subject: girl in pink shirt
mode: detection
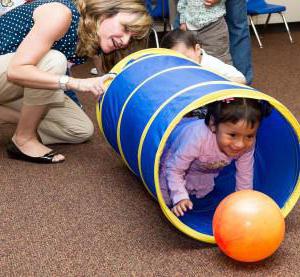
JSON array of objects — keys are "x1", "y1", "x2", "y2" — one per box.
[{"x1": 159, "y1": 98, "x2": 271, "y2": 217}]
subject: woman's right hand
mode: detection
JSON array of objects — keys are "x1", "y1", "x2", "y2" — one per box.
[
  {"x1": 69, "y1": 73, "x2": 115, "y2": 100},
  {"x1": 171, "y1": 199, "x2": 193, "y2": 217}
]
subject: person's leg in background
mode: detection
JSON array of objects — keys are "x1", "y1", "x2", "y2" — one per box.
[
  {"x1": 225, "y1": 0, "x2": 253, "y2": 85},
  {"x1": 168, "y1": 0, "x2": 179, "y2": 29}
]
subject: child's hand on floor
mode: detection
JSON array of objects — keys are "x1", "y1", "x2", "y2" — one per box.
[{"x1": 172, "y1": 199, "x2": 193, "y2": 217}]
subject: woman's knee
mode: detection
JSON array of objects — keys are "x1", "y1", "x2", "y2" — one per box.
[
  {"x1": 37, "y1": 50, "x2": 68, "y2": 75},
  {"x1": 75, "y1": 118, "x2": 94, "y2": 143},
  {"x1": 65, "y1": 116, "x2": 95, "y2": 144}
]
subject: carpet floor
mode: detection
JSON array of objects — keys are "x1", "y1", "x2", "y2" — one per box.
[{"x1": 1, "y1": 24, "x2": 300, "y2": 276}]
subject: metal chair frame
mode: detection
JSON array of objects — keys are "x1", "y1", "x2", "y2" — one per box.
[{"x1": 248, "y1": 12, "x2": 293, "y2": 48}]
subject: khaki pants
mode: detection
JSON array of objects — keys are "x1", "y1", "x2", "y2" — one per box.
[{"x1": 0, "y1": 50, "x2": 94, "y2": 144}]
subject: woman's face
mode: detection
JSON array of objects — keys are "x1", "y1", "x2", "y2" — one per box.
[{"x1": 97, "y1": 12, "x2": 137, "y2": 53}]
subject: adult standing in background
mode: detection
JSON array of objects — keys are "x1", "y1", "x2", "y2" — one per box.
[
  {"x1": 225, "y1": 0, "x2": 253, "y2": 84},
  {"x1": 0, "y1": 0, "x2": 152, "y2": 163},
  {"x1": 168, "y1": 0, "x2": 179, "y2": 29},
  {"x1": 177, "y1": 0, "x2": 232, "y2": 64}
]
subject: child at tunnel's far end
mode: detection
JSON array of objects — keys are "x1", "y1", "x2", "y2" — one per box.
[{"x1": 159, "y1": 98, "x2": 271, "y2": 217}]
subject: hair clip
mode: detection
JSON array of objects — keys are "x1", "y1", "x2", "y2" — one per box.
[{"x1": 222, "y1": 97, "x2": 235, "y2": 104}]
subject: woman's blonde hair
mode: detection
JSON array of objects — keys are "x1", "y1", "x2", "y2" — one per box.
[{"x1": 76, "y1": 0, "x2": 152, "y2": 57}]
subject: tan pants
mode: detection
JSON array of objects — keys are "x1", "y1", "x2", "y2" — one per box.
[{"x1": 0, "y1": 50, "x2": 94, "y2": 144}]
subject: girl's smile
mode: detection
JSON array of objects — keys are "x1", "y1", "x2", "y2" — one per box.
[{"x1": 213, "y1": 120, "x2": 259, "y2": 158}]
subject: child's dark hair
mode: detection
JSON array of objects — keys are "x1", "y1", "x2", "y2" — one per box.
[
  {"x1": 160, "y1": 29, "x2": 198, "y2": 49},
  {"x1": 204, "y1": 98, "x2": 272, "y2": 128}
]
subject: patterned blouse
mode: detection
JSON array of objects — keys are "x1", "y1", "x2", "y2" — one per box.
[
  {"x1": 0, "y1": 0, "x2": 86, "y2": 64},
  {"x1": 177, "y1": 0, "x2": 226, "y2": 29}
]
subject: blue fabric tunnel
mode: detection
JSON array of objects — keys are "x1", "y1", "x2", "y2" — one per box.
[{"x1": 97, "y1": 49, "x2": 300, "y2": 243}]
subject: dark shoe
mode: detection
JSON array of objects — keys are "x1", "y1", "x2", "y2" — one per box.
[{"x1": 6, "y1": 140, "x2": 64, "y2": 164}]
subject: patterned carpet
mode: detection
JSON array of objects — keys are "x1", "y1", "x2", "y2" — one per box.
[{"x1": 1, "y1": 23, "x2": 300, "y2": 276}]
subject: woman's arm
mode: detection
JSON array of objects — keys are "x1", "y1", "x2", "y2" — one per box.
[{"x1": 7, "y1": 2, "x2": 72, "y2": 89}]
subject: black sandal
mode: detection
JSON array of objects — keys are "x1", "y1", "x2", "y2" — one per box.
[{"x1": 6, "y1": 140, "x2": 65, "y2": 164}]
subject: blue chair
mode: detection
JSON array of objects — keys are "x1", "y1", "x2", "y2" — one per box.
[
  {"x1": 247, "y1": 0, "x2": 293, "y2": 48},
  {"x1": 145, "y1": 0, "x2": 169, "y2": 33}
]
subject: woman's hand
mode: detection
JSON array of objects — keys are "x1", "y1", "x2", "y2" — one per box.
[
  {"x1": 171, "y1": 199, "x2": 193, "y2": 217},
  {"x1": 69, "y1": 73, "x2": 115, "y2": 100}
]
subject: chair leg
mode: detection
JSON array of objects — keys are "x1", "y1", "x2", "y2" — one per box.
[
  {"x1": 263, "y1": 14, "x2": 271, "y2": 31},
  {"x1": 249, "y1": 16, "x2": 263, "y2": 48},
  {"x1": 279, "y1": 12, "x2": 294, "y2": 44}
]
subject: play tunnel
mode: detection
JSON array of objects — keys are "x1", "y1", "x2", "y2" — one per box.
[{"x1": 96, "y1": 49, "x2": 300, "y2": 243}]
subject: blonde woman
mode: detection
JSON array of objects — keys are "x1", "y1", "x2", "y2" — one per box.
[{"x1": 0, "y1": 0, "x2": 151, "y2": 163}]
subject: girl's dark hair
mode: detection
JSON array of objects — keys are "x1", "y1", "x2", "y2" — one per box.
[
  {"x1": 204, "y1": 98, "x2": 272, "y2": 128},
  {"x1": 160, "y1": 29, "x2": 198, "y2": 49}
]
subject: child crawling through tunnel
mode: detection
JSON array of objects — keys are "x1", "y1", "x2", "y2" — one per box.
[{"x1": 159, "y1": 98, "x2": 271, "y2": 217}]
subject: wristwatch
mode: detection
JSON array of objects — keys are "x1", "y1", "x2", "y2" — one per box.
[{"x1": 59, "y1": 75, "x2": 70, "y2": 91}]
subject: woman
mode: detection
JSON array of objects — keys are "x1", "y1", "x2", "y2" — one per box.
[{"x1": 0, "y1": 0, "x2": 152, "y2": 163}]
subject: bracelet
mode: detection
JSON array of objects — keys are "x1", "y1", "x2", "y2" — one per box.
[{"x1": 59, "y1": 75, "x2": 69, "y2": 91}]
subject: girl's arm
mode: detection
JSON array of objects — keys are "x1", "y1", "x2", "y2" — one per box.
[
  {"x1": 166, "y1": 128, "x2": 201, "y2": 205},
  {"x1": 201, "y1": 51, "x2": 246, "y2": 84},
  {"x1": 235, "y1": 147, "x2": 255, "y2": 191},
  {"x1": 7, "y1": 2, "x2": 72, "y2": 89}
]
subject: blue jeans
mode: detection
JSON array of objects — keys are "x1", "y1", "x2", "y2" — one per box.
[{"x1": 225, "y1": 0, "x2": 253, "y2": 85}]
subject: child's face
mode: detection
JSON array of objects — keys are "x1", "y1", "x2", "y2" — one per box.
[
  {"x1": 171, "y1": 42, "x2": 201, "y2": 63},
  {"x1": 213, "y1": 120, "x2": 259, "y2": 158}
]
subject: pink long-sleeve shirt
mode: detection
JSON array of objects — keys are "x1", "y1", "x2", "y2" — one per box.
[{"x1": 159, "y1": 118, "x2": 254, "y2": 206}]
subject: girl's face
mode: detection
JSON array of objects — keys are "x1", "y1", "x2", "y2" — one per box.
[
  {"x1": 212, "y1": 120, "x2": 259, "y2": 158},
  {"x1": 97, "y1": 12, "x2": 137, "y2": 53},
  {"x1": 171, "y1": 42, "x2": 201, "y2": 63}
]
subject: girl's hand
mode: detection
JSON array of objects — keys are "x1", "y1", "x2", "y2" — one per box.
[
  {"x1": 179, "y1": 23, "x2": 187, "y2": 31},
  {"x1": 204, "y1": 0, "x2": 220, "y2": 7},
  {"x1": 171, "y1": 199, "x2": 193, "y2": 217},
  {"x1": 69, "y1": 73, "x2": 115, "y2": 100}
]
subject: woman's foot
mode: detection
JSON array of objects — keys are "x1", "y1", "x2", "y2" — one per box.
[{"x1": 9, "y1": 136, "x2": 65, "y2": 163}]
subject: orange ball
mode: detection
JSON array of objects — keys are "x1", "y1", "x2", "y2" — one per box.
[{"x1": 213, "y1": 190, "x2": 285, "y2": 262}]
